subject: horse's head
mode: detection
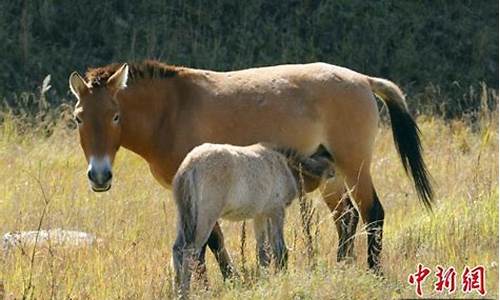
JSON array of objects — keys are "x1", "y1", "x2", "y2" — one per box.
[{"x1": 68, "y1": 64, "x2": 129, "y2": 192}]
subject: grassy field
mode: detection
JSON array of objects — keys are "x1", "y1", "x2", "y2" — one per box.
[{"x1": 0, "y1": 113, "x2": 498, "y2": 299}]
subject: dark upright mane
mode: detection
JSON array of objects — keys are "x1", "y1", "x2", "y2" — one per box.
[
  {"x1": 85, "y1": 60, "x2": 181, "y2": 88},
  {"x1": 274, "y1": 146, "x2": 301, "y2": 163}
]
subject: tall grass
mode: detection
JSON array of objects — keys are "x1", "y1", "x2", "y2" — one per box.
[
  {"x1": 0, "y1": 110, "x2": 498, "y2": 299},
  {"x1": 0, "y1": 1, "x2": 497, "y2": 117}
]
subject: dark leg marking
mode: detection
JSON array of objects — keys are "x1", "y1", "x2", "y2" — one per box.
[
  {"x1": 336, "y1": 196, "x2": 360, "y2": 262},
  {"x1": 365, "y1": 191, "x2": 384, "y2": 274},
  {"x1": 206, "y1": 222, "x2": 237, "y2": 280}
]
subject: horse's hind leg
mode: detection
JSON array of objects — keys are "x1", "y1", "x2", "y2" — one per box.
[
  {"x1": 172, "y1": 234, "x2": 198, "y2": 299},
  {"x1": 173, "y1": 220, "x2": 221, "y2": 297},
  {"x1": 194, "y1": 242, "x2": 209, "y2": 288},
  {"x1": 197, "y1": 224, "x2": 236, "y2": 285},
  {"x1": 365, "y1": 190, "x2": 384, "y2": 272},
  {"x1": 321, "y1": 178, "x2": 359, "y2": 262},
  {"x1": 173, "y1": 224, "x2": 207, "y2": 298},
  {"x1": 172, "y1": 234, "x2": 184, "y2": 291},
  {"x1": 335, "y1": 196, "x2": 359, "y2": 261},
  {"x1": 203, "y1": 222, "x2": 237, "y2": 280},
  {"x1": 268, "y1": 208, "x2": 288, "y2": 270},
  {"x1": 181, "y1": 247, "x2": 200, "y2": 299},
  {"x1": 344, "y1": 168, "x2": 384, "y2": 274}
]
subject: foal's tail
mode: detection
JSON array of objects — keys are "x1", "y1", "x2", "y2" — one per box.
[
  {"x1": 368, "y1": 77, "x2": 434, "y2": 210},
  {"x1": 173, "y1": 169, "x2": 199, "y2": 245}
]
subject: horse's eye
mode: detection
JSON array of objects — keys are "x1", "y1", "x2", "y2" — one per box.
[
  {"x1": 75, "y1": 116, "x2": 83, "y2": 125},
  {"x1": 112, "y1": 113, "x2": 120, "y2": 124}
]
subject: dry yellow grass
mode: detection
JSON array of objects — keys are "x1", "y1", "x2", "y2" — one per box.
[{"x1": 0, "y1": 114, "x2": 498, "y2": 299}]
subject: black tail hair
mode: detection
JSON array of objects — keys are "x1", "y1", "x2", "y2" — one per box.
[
  {"x1": 386, "y1": 101, "x2": 434, "y2": 209},
  {"x1": 369, "y1": 77, "x2": 434, "y2": 210}
]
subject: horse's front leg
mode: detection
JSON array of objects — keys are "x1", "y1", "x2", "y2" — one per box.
[
  {"x1": 204, "y1": 222, "x2": 237, "y2": 280},
  {"x1": 253, "y1": 217, "x2": 271, "y2": 267}
]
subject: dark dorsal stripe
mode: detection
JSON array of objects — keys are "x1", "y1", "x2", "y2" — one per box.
[{"x1": 85, "y1": 60, "x2": 180, "y2": 88}]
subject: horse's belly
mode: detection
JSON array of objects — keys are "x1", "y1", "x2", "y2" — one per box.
[
  {"x1": 194, "y1": 81, "x2": 328, "y2": 156},
  {"x1": 199, "y1": 113, "x2": 326, "y2": 157},
  {"x1": 149, "y1": 164, "x2": 171, "y2": 189}
]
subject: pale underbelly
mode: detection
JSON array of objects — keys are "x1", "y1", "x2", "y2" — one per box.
[{"x1": 219, "y1": 187, "x2": 282, "y2": 221}]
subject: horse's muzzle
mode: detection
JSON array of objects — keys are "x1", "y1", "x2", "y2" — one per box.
[
  {"x1": 88, "y1": 169, "x2": 112, "y2": 192},
  {"x1": 87, "y1": 156, "x2": 113, "y2": 192},
  {"x1": 91, "y1": 183, "x2": 111, "y2": 192}
]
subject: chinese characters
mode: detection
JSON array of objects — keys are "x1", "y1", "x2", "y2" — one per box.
[{"x1": 408, "y1": 264, "x2": 486, "y2": 297}]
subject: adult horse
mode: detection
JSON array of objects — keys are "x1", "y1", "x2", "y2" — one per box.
[{"x1": 68, "y1": 60, "x2": 432, "y2": 275}]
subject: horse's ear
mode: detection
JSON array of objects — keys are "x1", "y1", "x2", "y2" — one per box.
[
  {"x1": 107, "y1": 63, "x2": 129, "y2": 92},
  {"x1": 69, "y1": 72, "x2": 89, "y2": 98}
]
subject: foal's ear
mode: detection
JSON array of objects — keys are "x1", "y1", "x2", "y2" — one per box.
[
  {"x1": 107, "y1": 63, "x2": 129, "y2": 93},
  {"x1": 69, "y1": 72, "x2": 90, "y2": 99},
  {"x1": 301, "y1": 156, "x2": 335, "y2": 179},
  {"x1": 310, "y1": 144, "x2": 333, "y2": 162}
]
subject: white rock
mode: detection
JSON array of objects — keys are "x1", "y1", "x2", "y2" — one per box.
[{"x1": 2, "y1": 229, "x2": 102, "y2": 254}]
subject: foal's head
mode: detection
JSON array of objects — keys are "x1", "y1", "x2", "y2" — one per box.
[
  {"x1": 279, "y1": 145, "x2": 336, "y2": 192},
  {"x1": 68, "y1": 64, "x2": 129, "y2": 192}
]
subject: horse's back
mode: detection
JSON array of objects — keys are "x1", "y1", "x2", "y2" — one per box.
[
  {"x1": 209, "y1": 62, "x2": 364, "y2": 81},
  {"x1": 192, "y1": 62, "x2": 369, "y2": 99}
]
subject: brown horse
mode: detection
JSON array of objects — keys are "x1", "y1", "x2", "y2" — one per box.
[{"x1": 68, "y1": 60, "x2": 433, "y2": 275}]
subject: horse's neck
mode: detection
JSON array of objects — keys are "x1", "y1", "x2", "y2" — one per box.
[
  {"x1": 288, "y1": 167, "x2": 302, "y2": 193},
  {"x1": 118, "y1": 80, "x2": 176, "y2": 163}
]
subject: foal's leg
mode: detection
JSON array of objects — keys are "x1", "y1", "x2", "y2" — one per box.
[
  {"x1": 172, "y1": 234, "x2": 185, "y2": 291},
  {"x1": 172, "y1": 233, "x2": 198, "y2": 299},
  {"x1": 194, "y1": 243, "x2": 209, "y2": 288},
  {"x1": 268, "y1": 208, "x2": 288, "y2": 270},
  {"x1": 321, "y1": 178, "x2": 360, "y2": 262},
  {"x1": 204, "y1": 222, "x2": 237, "y2": 280},
  {"x1": 181, "y1": 248, "x2": 199, "y2": 299},
  {"x1": 253, "y1": 216, "x2": 271, "y2": 267},
  {"x1": 192, "y1": 222, "x2": 237, "y2": 282},
  {"x1": 174, "y1": 221, "x2": 221, "y2": 297}
]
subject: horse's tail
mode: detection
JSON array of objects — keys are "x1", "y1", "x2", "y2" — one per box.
[
  {"x1": 368, "y1": 77, "x2": 434, "y2": 210},
  {"x1": 173, "y1": 168, "x2": 199, "y2": 245}
]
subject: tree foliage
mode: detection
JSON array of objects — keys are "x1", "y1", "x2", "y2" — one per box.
[{"x1": 0, "y1": 0, "x2": 497, "y2": 117}]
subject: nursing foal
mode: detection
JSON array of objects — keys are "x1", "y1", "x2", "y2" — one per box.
[{"x1": 172, "y1": 143, "x2": 334, "y2": 296}]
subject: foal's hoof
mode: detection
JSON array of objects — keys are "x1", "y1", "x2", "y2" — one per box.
[
  {"x1": 337, "y1": 255, "x2": 356, "y2": 265},
  {"x1": 225, "y1": 268, "x2": 241, "y2": 281},
  {"x1": 369, "y1": 266, "x2": 384, "y2": 278},
  {"x1": 220, "y1": 264, "x2": 240, "y2": 282}
]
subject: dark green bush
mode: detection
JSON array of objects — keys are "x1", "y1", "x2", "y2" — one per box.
[{"x1": 0, "y1": 0, "x2": 497, "y2": 118}]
